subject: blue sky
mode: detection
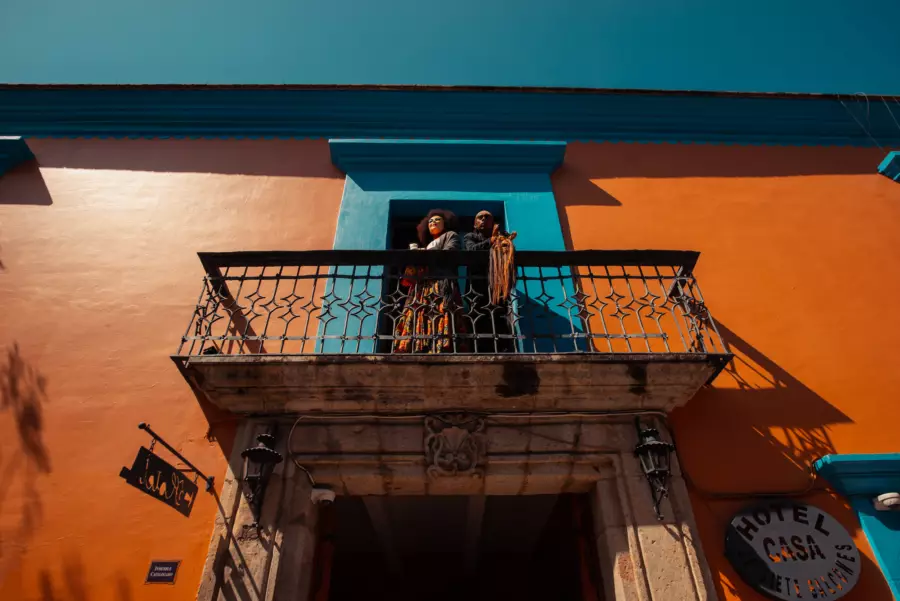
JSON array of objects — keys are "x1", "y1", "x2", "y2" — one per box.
[{"x1": 1, "y1": 0, "x2": 898, "y2": 93}]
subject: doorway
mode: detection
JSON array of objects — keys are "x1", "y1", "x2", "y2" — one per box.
[{"x1": 316, "y1": 494, "x2": 602, "y2": 601}]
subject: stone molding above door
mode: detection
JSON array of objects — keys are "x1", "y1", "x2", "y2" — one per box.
[{"x1": 196, "y1": 415, "x2": 717, "y2": 601}]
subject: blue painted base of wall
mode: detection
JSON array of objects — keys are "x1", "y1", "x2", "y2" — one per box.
[
  {"x1": 852, "y1": 498, "x2": 900, "y2": 597},
  {"x1": 815, "y1": 454, "x2": 900, "y2": 599}
]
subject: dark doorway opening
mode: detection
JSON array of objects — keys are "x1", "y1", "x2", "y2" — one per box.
[
  {"x1": 389, "y1": 212, "x2": 488, "y2": 250},
  {"x1": 317, "y1": 494, "x2": 603, "y2": 601}
]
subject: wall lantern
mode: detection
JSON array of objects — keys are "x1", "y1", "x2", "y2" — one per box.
[
  {"x1": 633, "y1": 418, "x2": 675, "y2": 521},
  {"x1": 240, "y1": 432, "x2": 283, "y2": 524}
]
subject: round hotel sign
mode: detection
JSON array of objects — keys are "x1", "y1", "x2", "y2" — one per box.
[{"x1": 724, "y1": 502, "x2": 860, "y2": 600}]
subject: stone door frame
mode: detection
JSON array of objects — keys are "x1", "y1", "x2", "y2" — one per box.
[{"x1": 197, "y1": 415, "x2": 718, "y2": 601}]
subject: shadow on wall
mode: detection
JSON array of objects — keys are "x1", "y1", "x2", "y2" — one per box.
[
  {"x1": 1, "y1": 344, "x2": 51, "y2": 473},
  {"x1": 667, "y1": 325, "x2": 900, "y2": 600},
  {"x1": 0, "y1": 161, "x2": 52, "y2": 206},
  {"x1": 552, "y1": 143, "x2": 892, "y2": 249},
  {"x1": 202, "y1": 489, "x2": 267, "y2": 601},
  {"x1": 0, "y1": 344, "x2": 51, "y2": 563},
  {"x1": 561, "y1": 143, "x2": 889, "y2": 180},
  {"x1": 37, "y1": 553, "x2": 133, "y2": 601},
  {"x1": 25, "y1": 138, "x2": 344, "y2": 178},
  {"x1": 173, "y1": 362, "x2": 239, "y2": 461},
  {"x1": 717, "y1": 322, "x2": 849, "y2": 471},
  {"x1": 674, "y1": 322, "x2": 852, "y2": 493}
]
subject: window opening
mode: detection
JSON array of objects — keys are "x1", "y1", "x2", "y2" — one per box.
[{"x1": 377, "y1": 209, "x2": 516, "y2": 354}]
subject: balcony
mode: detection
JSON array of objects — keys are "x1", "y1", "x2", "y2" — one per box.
[{"x1": 173, "y1": 250, "x2": 731, "y2": 414}]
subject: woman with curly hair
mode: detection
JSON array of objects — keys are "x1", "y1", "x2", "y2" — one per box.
[{"x1": 393, "y1": 209, "x2": 469, "y2": 353}]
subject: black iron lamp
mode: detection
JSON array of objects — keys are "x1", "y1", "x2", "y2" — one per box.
[
  {"x1": 633, "y1": 418, "x2": 675, "y2": 521},
  {"x1": 241, "y1": 432, "x2": 283, "y2": 523}
]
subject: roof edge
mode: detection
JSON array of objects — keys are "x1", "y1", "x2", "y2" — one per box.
[{"x1": 1, "y1": 82, "x2": 899, "y2": 102}]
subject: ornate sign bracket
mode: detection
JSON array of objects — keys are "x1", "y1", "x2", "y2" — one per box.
[{"x1": 119, "y1": 423, "x2": 215, "y2": 517}]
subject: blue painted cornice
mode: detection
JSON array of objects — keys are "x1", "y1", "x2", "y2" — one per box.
[
  {"x1": 878, "y1": 152, "x2": 900, "y2": 182},
  {"x1": 0, "y1": 136, "x2": 34, "y2": 175},
  {"x1": 2, "y1": 86, "x2": 900, "y2": 146},
  {"x1": 329, "y1": 139, "x2": 566, "y2": 173},
  {"x1": 815, "y1": 454, "x2": 900, "y2": 497}
]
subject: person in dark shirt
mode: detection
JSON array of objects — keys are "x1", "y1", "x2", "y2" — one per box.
[
  {"x1": 463, "y1": 210, "x2": 495, "y2": 252},
  {"x1": 464, "y1": 210, "x2": 515, "y2": 352}
]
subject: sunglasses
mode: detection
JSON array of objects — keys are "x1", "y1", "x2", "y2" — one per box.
[{"x1": 428, "y1": 217, "x2": 444, "y2": 224}]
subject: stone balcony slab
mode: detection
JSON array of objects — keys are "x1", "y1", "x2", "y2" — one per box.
[{"x1": 174, "y1": 352, "x2": 729, "y2": 415}]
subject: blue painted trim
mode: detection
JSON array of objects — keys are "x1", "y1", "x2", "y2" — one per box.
[
  {"x1": 322, "y1": 161, "x2": 569, "y2": 353},
  {"x1": 852, "y1": 498, "x2": 900, "y2": 598},
  {"x1": 814, "y1": 454, "x2": 900, "y2": 497},
  {"x1": 878, "y1": 152, "x2": 900, "y2": 182},
  {"x1": 329, "y1": 139, "x2": 566, "y2": 173},
  {"x1": 0, "y1": 136, "x2": 34, "y2": 175},
  {"x1": 2, "y1": 86, "x2": 900, "y2": 146},
  {"x1": 332, "y1": 171, "x2": 566, "y2": 251},
  {"x1": 815, "y1": 453, "x2": 900, "y2": 599}
]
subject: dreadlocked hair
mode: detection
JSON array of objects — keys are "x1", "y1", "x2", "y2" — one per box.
[{"x1": 489, "y1": 229, "x2": 517, "y2": 305}]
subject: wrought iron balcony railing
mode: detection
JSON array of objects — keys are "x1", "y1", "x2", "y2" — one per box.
[{"x1": 176, "y1": 250, "x2": 727, "y2": 362}]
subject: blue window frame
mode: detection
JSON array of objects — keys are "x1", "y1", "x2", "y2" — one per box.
[{"x1": 320, "y1": 139, "x2": 570, "y2": 353}]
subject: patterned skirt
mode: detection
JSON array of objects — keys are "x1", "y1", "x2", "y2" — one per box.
[{"x1": 393, "y1": 277, "x2": 468, "y2": 354}]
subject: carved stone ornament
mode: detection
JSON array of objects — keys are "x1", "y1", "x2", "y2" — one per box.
[{"x1": 424, "y1": 413, "x2": 486, "y2": 478}]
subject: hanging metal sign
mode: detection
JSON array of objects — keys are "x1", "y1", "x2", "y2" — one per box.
[
  {"x1": 120, "y1": 446, "x2": 199, "y2": 517},
  {"x1": 725, "y1": 502, "x2": 860, "y2": 600},
  {"x1": 119, "y1": 422, "x2": 215, "y2": 517}
]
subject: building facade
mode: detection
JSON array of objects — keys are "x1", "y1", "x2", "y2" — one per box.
[{"x1": 1, "y1": 85, "x2": 900, "y2": 601}]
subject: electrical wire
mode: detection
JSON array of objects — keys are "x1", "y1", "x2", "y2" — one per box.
[
  {"x1": 881, "y1": 95, "x2": 900, "y2": 136},
  {"x1": 286, "y1": 409, "x2": 665, "y2": 488},
  {"x1": 856, "y1": 92, "x2": 873, "y2": 129},
  {"x1": 841, "y1": 97, "x2": 884, "y2": 150},
  {"x1": 285, "y1": 409, "x2": 831, "y2": 500}
]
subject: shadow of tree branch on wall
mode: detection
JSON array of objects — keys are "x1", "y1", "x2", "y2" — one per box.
[
  {"x1": 0, "y1": 343, "x2": 51, "y2": 563},
  {"x1": 1, "y1": 343, "x2": 51, "y2": 473},
  {"x1": 37, "y1": 554, "x2": 133, "y2": 601}
]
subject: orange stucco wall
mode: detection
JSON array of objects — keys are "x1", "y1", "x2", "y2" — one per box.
[
  {"x1": 555, "y1": 142, "x2": 900, "y2": 600},
  {"x1": 4, "y1": 136, "x2": 900, "y2": 601},
  {"x1": 0, "y1": 139, "x2": 345, "y2": 601}
]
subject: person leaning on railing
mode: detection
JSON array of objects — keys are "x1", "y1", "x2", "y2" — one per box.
[
  {"x1": 464, "y1": 210, "x2": 516, "y2": 353},
  {"x1": 393, "y1": 209, "x2": 470, "y2": 354}
]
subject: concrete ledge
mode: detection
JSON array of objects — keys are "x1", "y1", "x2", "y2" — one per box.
[{"x1": 174, "y1": 352, "x2": 731, "y2": 415}]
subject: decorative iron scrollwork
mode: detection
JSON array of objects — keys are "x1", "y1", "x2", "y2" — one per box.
[
  {"x1": 177, "y1": 250, "x2": 727, "y2": 357},
  {"x1": 424, "y1": 413, "x2": 486, "y2": 478}
]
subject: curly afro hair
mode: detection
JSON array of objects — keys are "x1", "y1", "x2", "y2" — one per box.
[{"x1": 416, "y1": 209, "x2": 459, "y2": 246}]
